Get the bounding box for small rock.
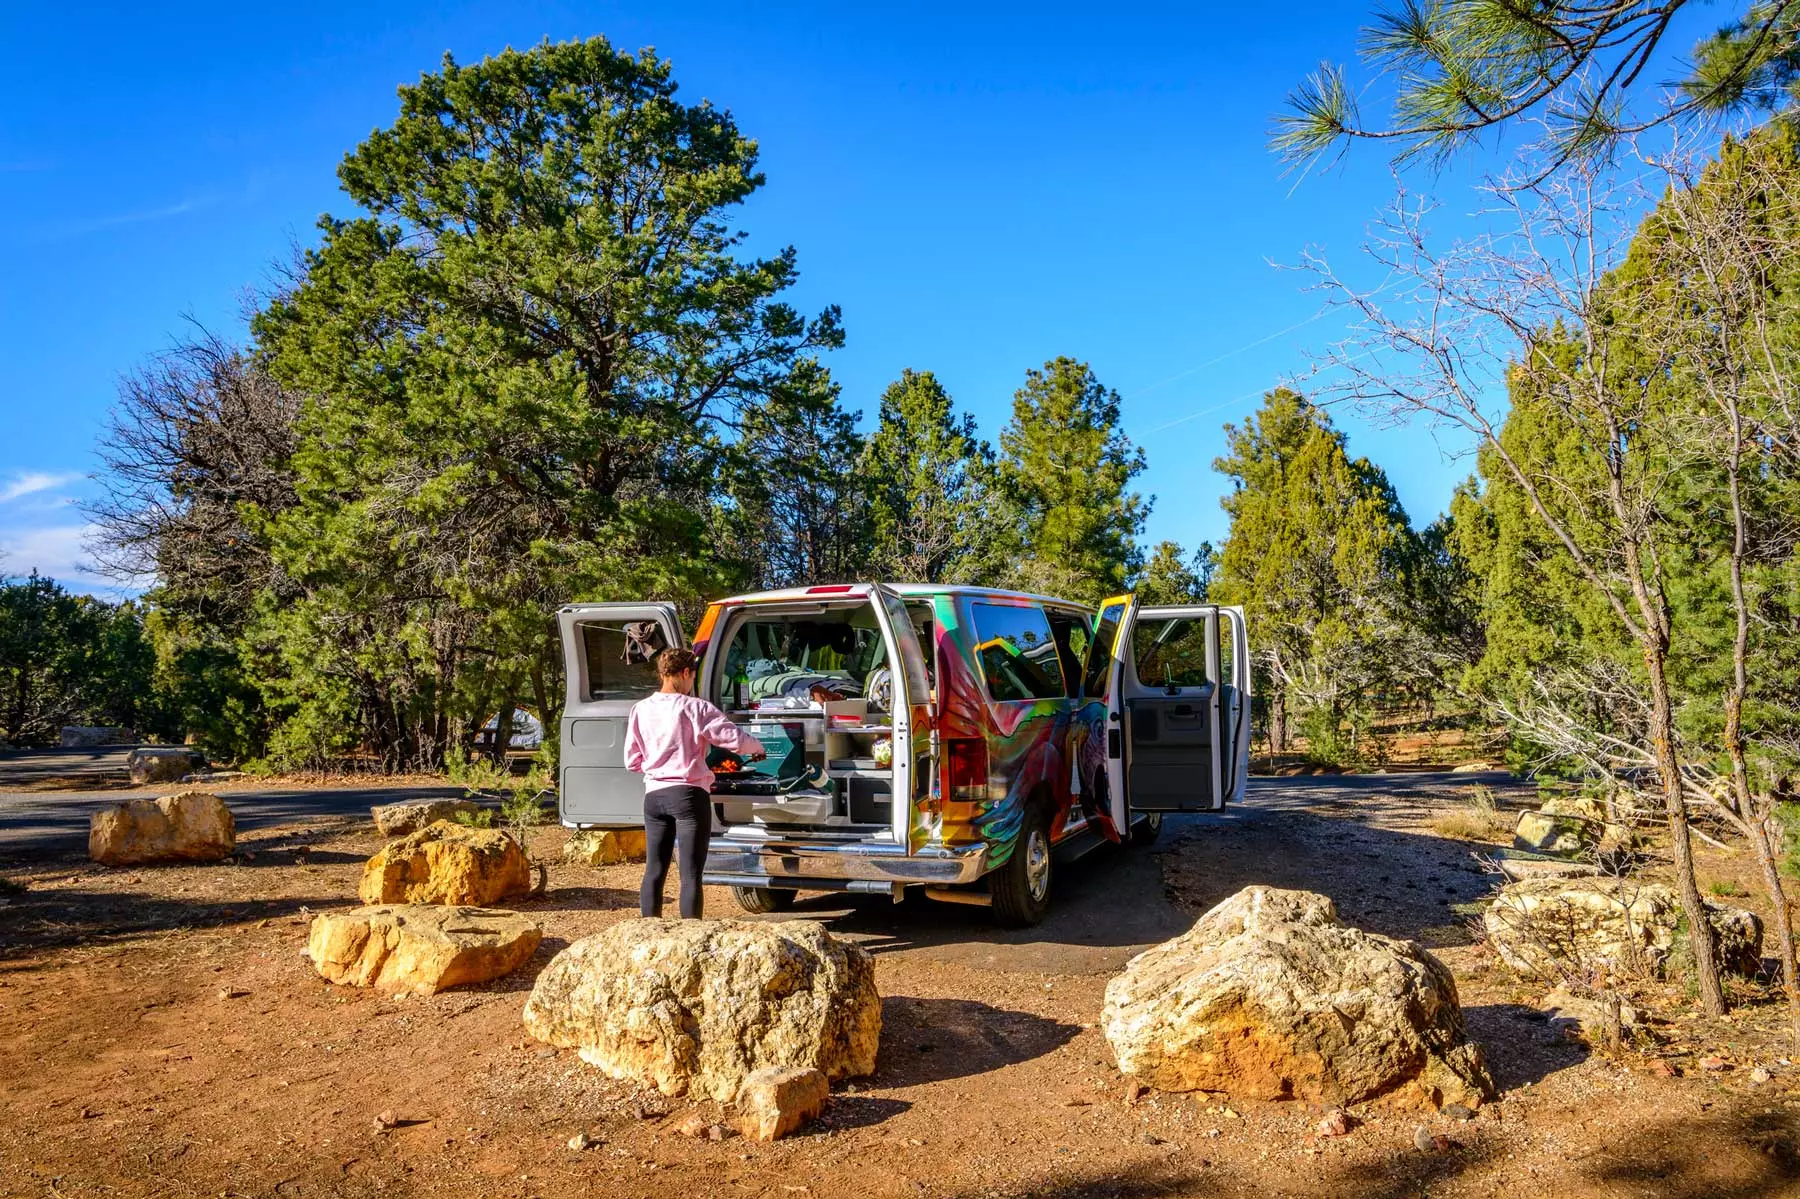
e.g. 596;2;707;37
567;1131;598;1151
706;1123;728;1142
1651;1059;1679;1078
1315;1109;1354;1137
1062;1096;1092;1107
634;1097;670;1120
1138;1131;1164;1146
1443;1103;1476;1122
1752;1066;1773;1085
1701;1055;1731;1072
674;1111;713;1138
1204;1128;1220;1138
536;1048;557;1059
374;1110;399;1130
1414;1124;1437;1152
1123;1079;1148;1105
216;987;248;1001
735;1066;829;1142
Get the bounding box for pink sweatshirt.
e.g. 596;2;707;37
623;691;766;793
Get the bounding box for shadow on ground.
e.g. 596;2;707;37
933;1106;1799;1199
875;995;1082;1086
0;886;340;960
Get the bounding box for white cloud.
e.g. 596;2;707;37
0;522;143;597
0;470;83;503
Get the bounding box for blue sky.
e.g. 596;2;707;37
0;2;1711;594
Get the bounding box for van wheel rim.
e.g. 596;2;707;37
1026;828;1050;902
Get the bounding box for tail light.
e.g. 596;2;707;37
942;737;990;803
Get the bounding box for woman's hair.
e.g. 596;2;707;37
655;647;699;679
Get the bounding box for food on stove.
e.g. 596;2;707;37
714;754;744;773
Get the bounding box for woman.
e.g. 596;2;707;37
623;647;765;918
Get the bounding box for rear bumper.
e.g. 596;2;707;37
704;834;988;889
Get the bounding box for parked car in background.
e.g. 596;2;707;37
556;583;1250;925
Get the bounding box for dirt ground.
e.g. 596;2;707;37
5;775;1800;1199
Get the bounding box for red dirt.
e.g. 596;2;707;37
3;780;1799;1198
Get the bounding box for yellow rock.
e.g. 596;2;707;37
358;820;531;906
523;918;880;1101
307;905;542;995
562;828;647;866
734;1066;828;1141
89;791;235;866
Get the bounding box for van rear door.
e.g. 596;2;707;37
557;602;686;827
1082;597;1252;815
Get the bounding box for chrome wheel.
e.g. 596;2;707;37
1025;827;1051;902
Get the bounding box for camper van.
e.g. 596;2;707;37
556;584;1251;926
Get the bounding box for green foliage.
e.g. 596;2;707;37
1134;540;1215;604
1277;2;1800;169
724;360;871;589
1209;389;1443;759
245;37;841;769
0;573;161;746
859;369;1004;584
995;357;1148;603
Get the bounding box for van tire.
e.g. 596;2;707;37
1128;811;1163;848
732;885;796;914
991;804;1053;927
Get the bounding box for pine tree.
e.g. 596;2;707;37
1209;389;1426;758
1135;540;1215;604
857;369;1002;584
995;357;1148;602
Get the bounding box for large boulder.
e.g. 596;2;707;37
1101;886;1492;1111
307;905;542;995
89;791;235;866
60;725;132;748
127;746;207;785
522;918;881;1101
358;820;532;906
370;799;482;837
562;828;647;866
1483;877;1763;980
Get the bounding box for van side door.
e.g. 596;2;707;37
556;602;686;827
1081;598;1251;813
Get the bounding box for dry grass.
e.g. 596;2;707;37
1428;807;1514;843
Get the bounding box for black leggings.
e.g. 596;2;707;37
641;785;712;919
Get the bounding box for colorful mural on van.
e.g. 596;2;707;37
921;592;1118;865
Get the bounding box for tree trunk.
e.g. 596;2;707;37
1644;646;1727;1015
1270;689;1289;754
490;691;517;767
1721;405;1800;1042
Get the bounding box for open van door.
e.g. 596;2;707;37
557;602;686;827
1082;596;1252;821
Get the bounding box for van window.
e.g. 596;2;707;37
1082;600;1125;698
580;621;665;702
1133;615;1211;691
1045;611;1090;699
719;605;889;709
970;602;1065;701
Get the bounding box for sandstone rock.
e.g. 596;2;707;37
1101;887;1492;1110
735;1066;829;1141
127;746;206;785
370;799;483;837
521;918;880;1102
89;791;234;865
60;725;131;748
1482;877;1763;980
307;904;542;995
358;821;531;906
1539;795;1608;823
1513;810;1592;857
562;828;648;866
1540;985;1638;1042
